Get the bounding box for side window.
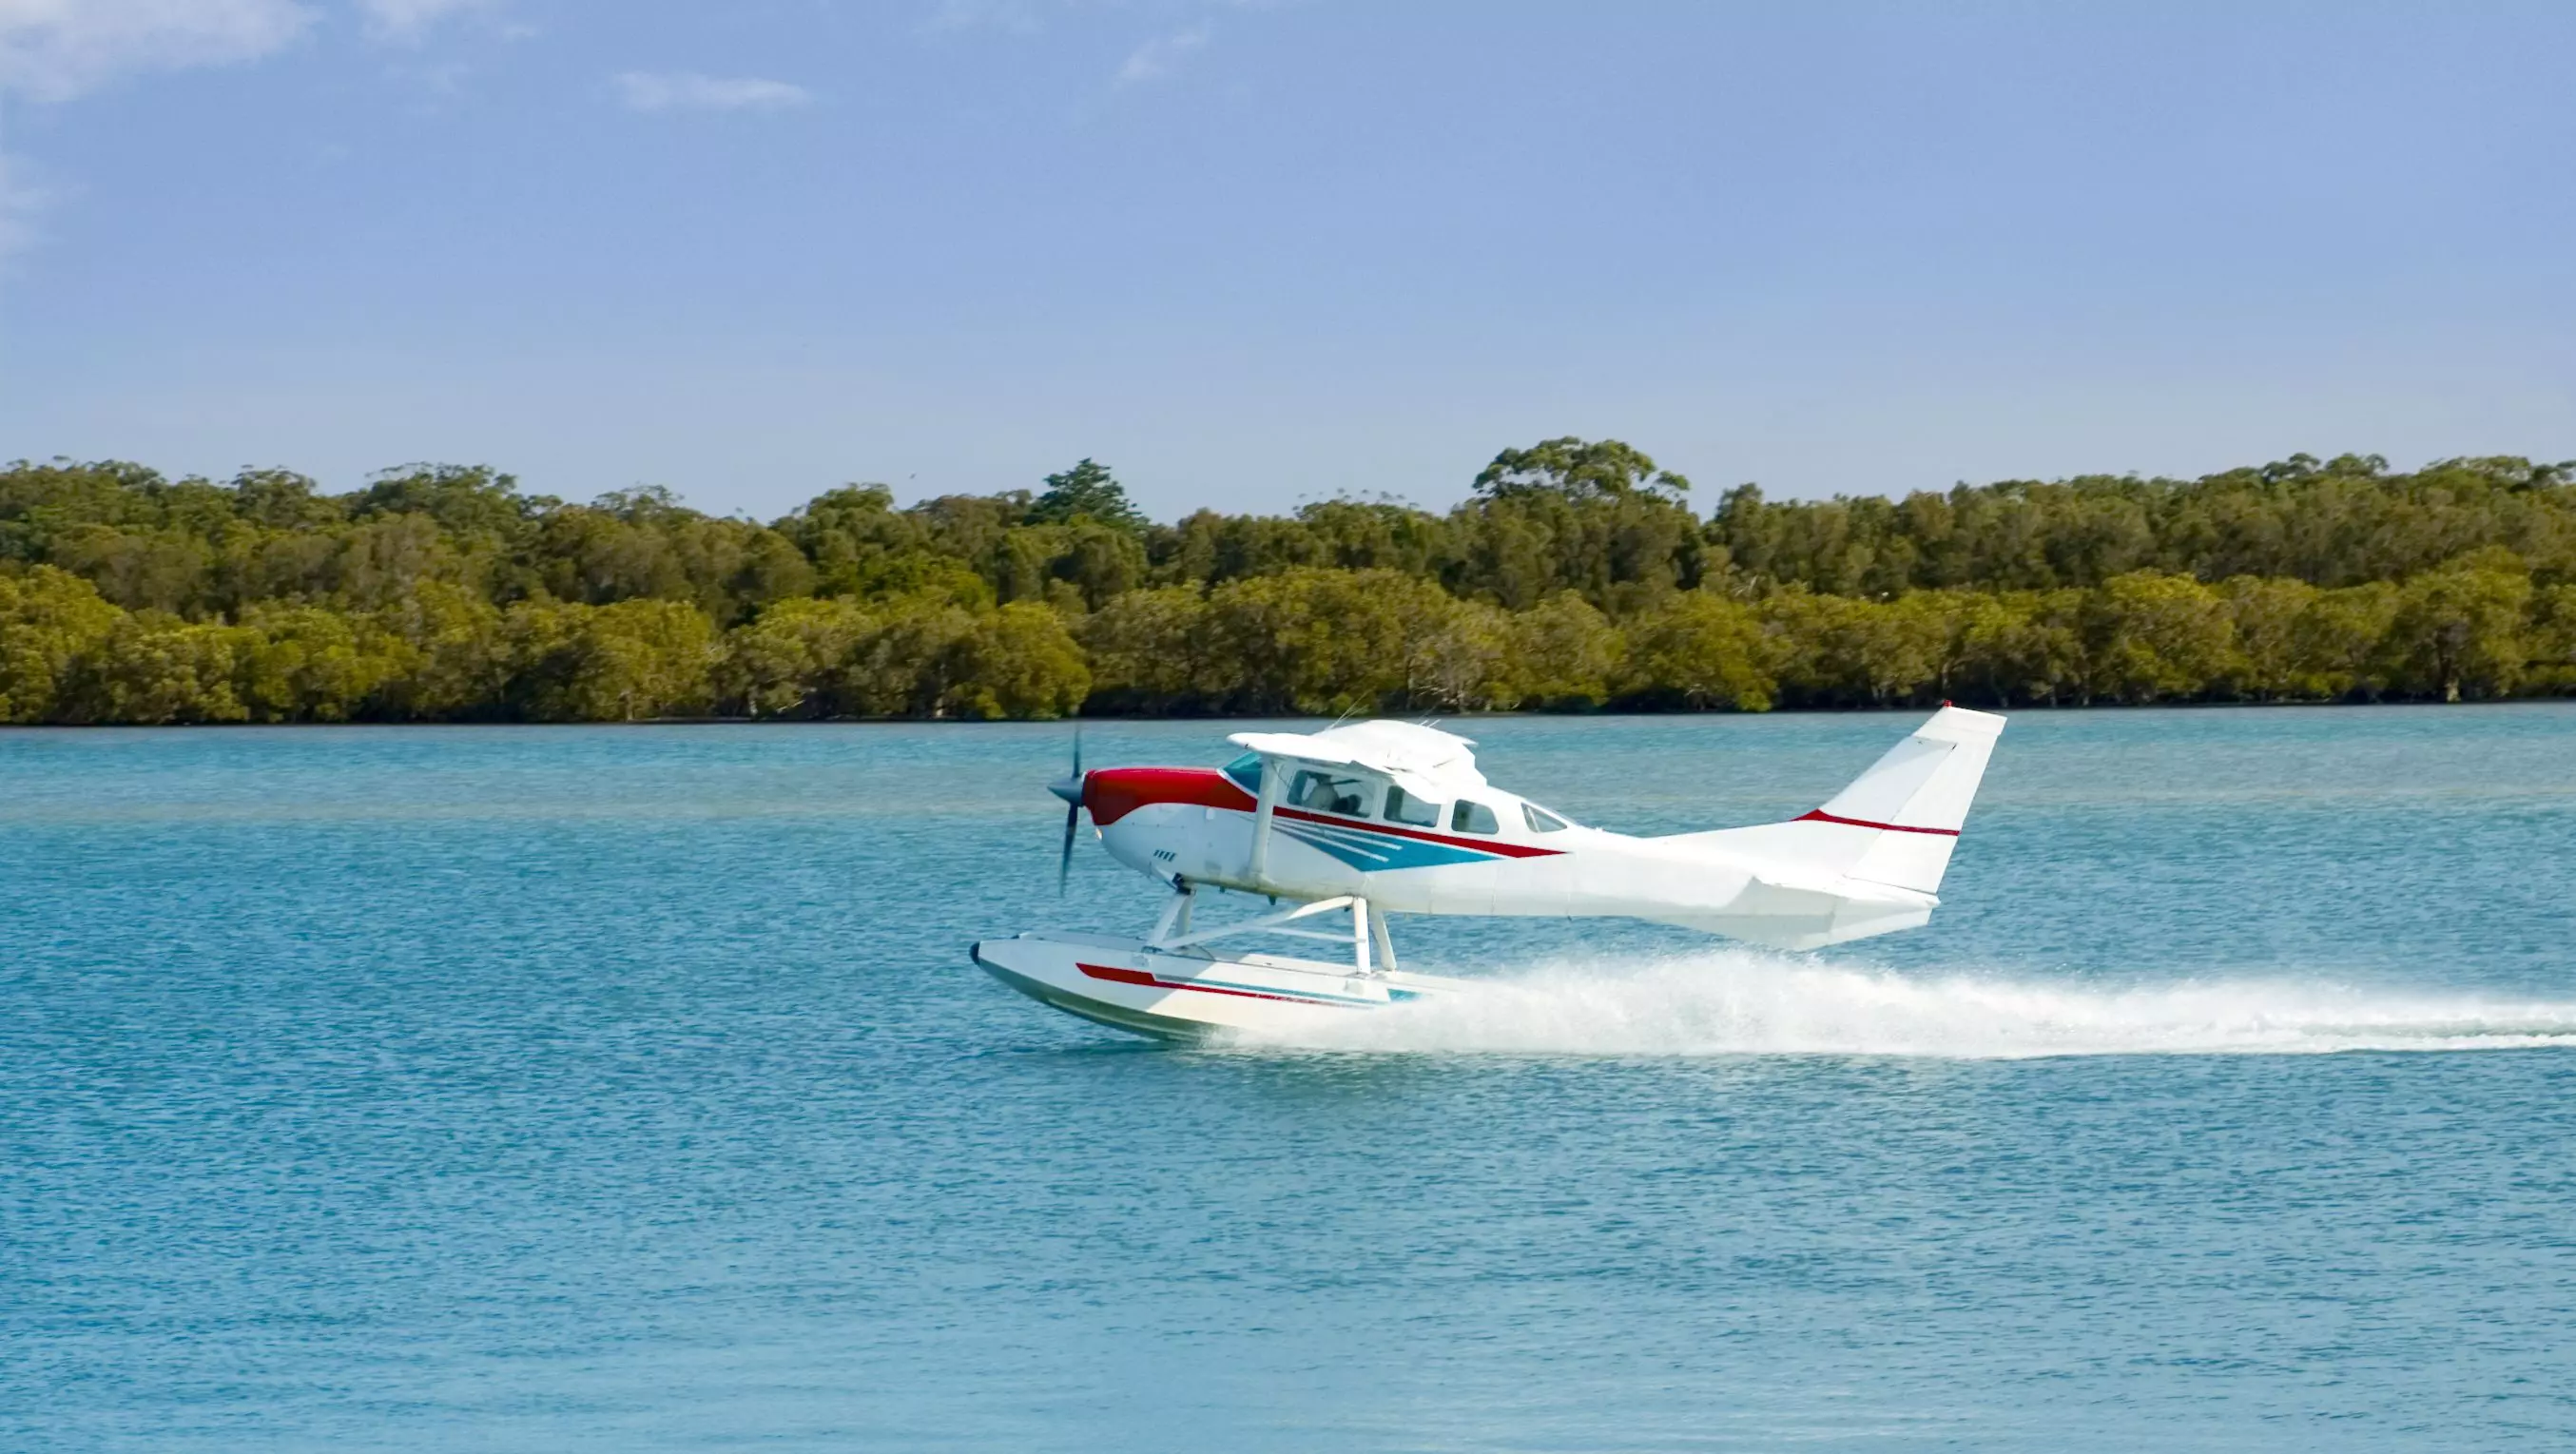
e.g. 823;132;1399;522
1522;804;1570;833
1384;785;1440;827
1450;800;1499;835
1289;769;1370;817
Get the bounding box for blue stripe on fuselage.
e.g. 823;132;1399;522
1272;818;1499;871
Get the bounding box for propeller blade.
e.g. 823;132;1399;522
1048;723;1086;805
1058;801;1079;894
1055;722;1086;893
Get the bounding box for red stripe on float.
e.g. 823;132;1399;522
1077;963;1161;986
1793;809;1961;837
1077;962;1335;1005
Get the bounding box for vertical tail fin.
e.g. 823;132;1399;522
1666;706;2006;895
1794;705;2005;892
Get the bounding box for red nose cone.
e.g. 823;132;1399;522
1082;766;1257;826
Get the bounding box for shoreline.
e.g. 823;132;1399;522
4;697;2570;730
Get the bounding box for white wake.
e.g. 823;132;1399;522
1230;952;2576;1058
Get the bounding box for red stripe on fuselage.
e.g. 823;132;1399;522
1793;809;1961;837
1080;766;1565;858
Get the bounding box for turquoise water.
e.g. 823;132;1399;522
6;707;2575;1450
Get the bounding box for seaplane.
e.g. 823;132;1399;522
972;706;2005;1042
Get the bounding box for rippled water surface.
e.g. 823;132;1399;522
7;706;2575;1450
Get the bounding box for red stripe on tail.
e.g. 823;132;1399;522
1793;809;1961;837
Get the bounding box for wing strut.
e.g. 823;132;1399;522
1367;903;1399;973
1248;755;1282;890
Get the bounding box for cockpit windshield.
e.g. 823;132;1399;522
1223;751;1263;793
1521;803;1573;833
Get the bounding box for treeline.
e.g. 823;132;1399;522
2;444;2570;724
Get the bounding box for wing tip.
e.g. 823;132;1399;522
1922;704;2006;742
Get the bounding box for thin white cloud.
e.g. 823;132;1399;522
0;0;311;263
615;70;814;113
1115;23;1209;87
0;146;49;262
356;0;505;43
920;0;1042;35
0;0;312;104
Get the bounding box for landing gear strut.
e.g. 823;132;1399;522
1144;879;1397;978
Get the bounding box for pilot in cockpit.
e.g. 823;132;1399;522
1291;770;1365;816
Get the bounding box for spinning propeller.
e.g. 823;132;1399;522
1048;726;1085;894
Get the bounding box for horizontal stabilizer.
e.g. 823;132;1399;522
1656;879;1938;952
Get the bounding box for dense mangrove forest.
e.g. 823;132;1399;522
3;441;2571;724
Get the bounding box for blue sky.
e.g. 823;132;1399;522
1;1;2568;522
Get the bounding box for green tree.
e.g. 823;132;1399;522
1;460;171;562
2083;572;2239;703
350;464;537;541
992;525;1071;605
230;468;345;531
375;582;509;719
0;566;125;722
1446;485;1705;612
945;603;1091;720
2381;555;2531;701
1405;595;1512;712
1764;590;1947;708
1150;509;1327;588
778;485;939;597
533;502;691;607
1504;591;1622;708
2285;583;2398;701
1027;458;1146;532
2221;575;2321;701
719;596;876;718
511;598;716;721
1891;590;2019;704
726;527;820;619
1624;590;1776;710
1296;498;1448;577
42;525;215;614
60;613;252;725
1049;519;1150;608
1474;437;1689;499
328;513;459;611
1954;590;2084;707
1203;568;1442;714
235;604;413;722
840;596;979;717
2528;585;2576;695
1080;586;1216;712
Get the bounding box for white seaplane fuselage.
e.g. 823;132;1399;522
974;708;2005;1042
